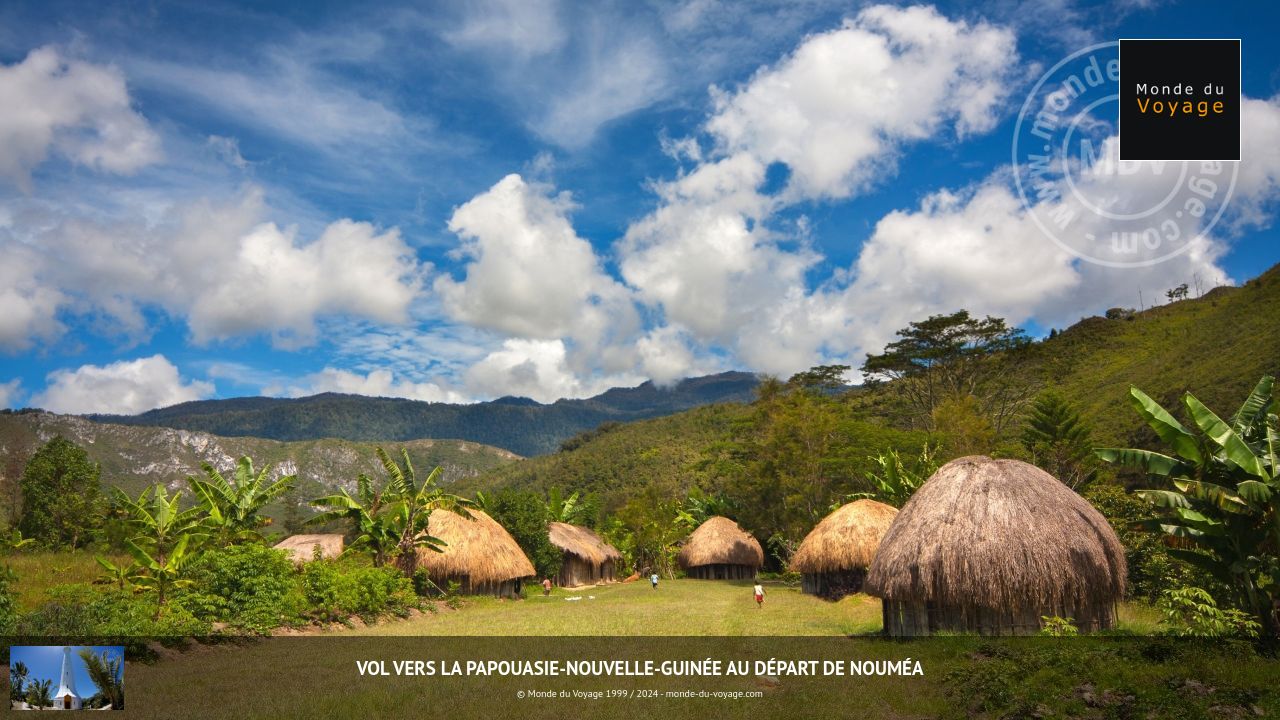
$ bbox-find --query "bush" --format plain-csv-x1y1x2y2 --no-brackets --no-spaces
302,559,415,621
1039,616,1079,637
179,544,305,634
1083,483,1207,601
1158,587,1262,639
0,568,15,633
13,584,210,638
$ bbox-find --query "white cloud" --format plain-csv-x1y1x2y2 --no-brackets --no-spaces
463,338,638,403
444,0,568,58
0,240,64,352
33,355,214,415
270,367,468,404
0,46,161,190
704,4,1018,200
0,187,427,350
438,174,631,339
0,379,22,409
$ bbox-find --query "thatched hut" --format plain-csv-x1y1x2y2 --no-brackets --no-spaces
678,516,764,580
416,509,535,598
865,456,1126,636
274,534,344,563
548,522,622,587
791,499,898,599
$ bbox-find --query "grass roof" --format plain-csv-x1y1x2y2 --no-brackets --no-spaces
677,516,764,569
791,499,898,574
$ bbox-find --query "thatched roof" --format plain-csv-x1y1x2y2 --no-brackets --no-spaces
273,534,344,563
416,509,535,584
865,456,1126,611
548,522,622,566
677,516,764,569
791,499,898,574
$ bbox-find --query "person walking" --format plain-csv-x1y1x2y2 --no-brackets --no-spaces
542,577,553,597
650,572,659,590
753,582,765,608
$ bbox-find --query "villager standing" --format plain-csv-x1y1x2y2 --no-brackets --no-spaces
753,582,765,608
542,577,553,596
650,572,659,589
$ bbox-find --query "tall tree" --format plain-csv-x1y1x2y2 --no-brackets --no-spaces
17,436,103,548
861,310,1032,431
1021,391,1097,489
8,660,27,704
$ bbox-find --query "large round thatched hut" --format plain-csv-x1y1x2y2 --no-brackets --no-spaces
416,509,535,598
548,522,622,587
865,456,1126,636
678,516,764,580
274,534,344,564
792,499,898,600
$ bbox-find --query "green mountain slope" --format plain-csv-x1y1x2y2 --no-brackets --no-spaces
88,372,759,456
0,411,520,524
474,263,1280,520
1027,267,1280,446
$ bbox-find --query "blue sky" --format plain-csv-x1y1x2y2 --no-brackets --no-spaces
10,645,123,702
0,0,1278,413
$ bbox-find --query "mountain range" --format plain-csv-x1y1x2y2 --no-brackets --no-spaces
89,371,761,457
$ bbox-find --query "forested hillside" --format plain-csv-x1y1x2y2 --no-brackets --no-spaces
88,372,759,456
475,263,1280,550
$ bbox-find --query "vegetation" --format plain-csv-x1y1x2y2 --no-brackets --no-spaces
484,488,562,580
188,457,296,544
78,648,125,709
17,436,104,549
90,372,759,456
1020,391,1098,490
1098,377,1280,636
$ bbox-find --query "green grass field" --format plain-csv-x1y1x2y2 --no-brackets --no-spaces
350,579,882,636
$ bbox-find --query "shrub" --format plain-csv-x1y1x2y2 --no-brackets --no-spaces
0,568,15,633
1039,616,1079,637
12,584,210,638
179,544,304,634
1083,483,1206,601
1158,587,1262,639
302,559,415,621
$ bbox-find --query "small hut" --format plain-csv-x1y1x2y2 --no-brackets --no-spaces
865,456,1126,637
548,522,622,587
274,533,345,563
416,509,535,598
678,516,764,580
791,499,898,599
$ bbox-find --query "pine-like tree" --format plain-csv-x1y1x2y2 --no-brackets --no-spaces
1020,391,1095,490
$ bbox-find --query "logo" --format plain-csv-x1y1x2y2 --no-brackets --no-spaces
1012,42,1238,268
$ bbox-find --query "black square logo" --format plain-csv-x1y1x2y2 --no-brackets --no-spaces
1120,39,1240,161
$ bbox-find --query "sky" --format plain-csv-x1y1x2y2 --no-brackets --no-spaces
0,0,1278,414
10,645,123,702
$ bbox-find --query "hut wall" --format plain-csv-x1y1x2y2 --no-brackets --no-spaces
429,573,524,599
556,554,620,587
686,563,756,580
881,599,1117,637
801,569,867,600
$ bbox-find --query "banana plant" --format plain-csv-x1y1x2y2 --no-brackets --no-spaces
112,485,207,617
93,556,137,592
189,456,296,544
1097,376,1279,636
376,448,473,576
309,472,400,567
127,533,198,619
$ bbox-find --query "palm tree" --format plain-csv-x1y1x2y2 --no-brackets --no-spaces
189,457,296,544
26,678,52,710
113,485,206,618
78,649,124,709
9,660,28,704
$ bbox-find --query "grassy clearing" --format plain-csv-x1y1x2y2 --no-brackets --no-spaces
349,579,881,636
4,550,126,611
